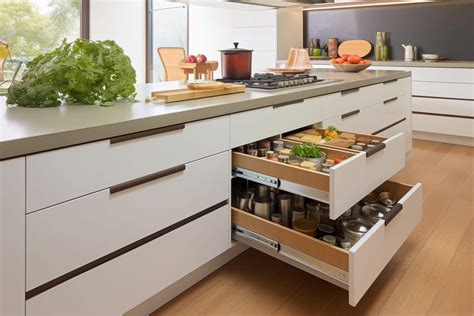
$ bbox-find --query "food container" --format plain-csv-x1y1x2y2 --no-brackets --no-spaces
236,192,253,212
257,148,267,157
278,155,290,164
360,203,390,224
339,218,373,244
293,219,317,236
306,201,318,223
220,42,253,80
323,235,337,245
340,240,352,250
272,140,285,153
271,213,282,224
316,223,335,238
292,207,306,226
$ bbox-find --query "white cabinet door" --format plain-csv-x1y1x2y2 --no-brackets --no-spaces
0,158,25,316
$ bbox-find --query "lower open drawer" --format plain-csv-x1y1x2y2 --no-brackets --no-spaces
231,180,422,306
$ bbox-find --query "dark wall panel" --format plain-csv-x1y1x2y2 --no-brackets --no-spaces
304,2,474,60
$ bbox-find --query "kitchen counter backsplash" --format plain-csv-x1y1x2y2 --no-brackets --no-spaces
304,2,474,61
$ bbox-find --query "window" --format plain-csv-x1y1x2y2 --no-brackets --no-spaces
0,0,89,83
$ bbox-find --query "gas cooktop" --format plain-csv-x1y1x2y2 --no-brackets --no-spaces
217,73,337,90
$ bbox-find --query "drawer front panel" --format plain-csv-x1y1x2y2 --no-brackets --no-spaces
26,152,230,291
330,132,405,219
26,116,230,212
321,84,380,120
411,67,474,84
412,81,474,100
412,113,474,138
349,182,422,306
230,97,323,148
370,94,411,134
380,77,411,101
26,205,230,316
323,104,378,135
272,97,322,134
412,96,474,117
375,118,412,154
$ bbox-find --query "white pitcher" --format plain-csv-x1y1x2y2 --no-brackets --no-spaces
401,44,417,62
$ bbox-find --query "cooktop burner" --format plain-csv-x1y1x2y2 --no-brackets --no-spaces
217,73,325,90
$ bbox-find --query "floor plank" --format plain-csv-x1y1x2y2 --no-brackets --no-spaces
152,141,473,316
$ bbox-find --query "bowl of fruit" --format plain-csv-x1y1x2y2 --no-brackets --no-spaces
330,54,372,72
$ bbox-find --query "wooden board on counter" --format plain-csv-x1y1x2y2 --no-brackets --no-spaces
152,84,245,103
338,40,372,57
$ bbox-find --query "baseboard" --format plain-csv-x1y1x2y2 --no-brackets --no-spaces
413,131,473,147
124,241,248,316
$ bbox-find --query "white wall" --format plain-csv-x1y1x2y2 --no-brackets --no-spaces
90,0,146,84
189,4,277,78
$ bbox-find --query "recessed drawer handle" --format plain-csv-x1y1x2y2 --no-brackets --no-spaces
110,123,185,144
110,164,186,194
383,79,398,85
365,142,386,158
273,99,305,109
341,109,360,119
341,88,359,95
383,97,398,104
383,203,403,225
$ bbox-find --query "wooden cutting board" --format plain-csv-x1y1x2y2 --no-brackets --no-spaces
151,84,245,103
338,40,372,57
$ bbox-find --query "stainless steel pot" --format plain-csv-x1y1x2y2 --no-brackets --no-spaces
339,218,374,244
360,203,390,224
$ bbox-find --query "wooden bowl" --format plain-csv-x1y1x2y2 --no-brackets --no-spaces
331,63,371,73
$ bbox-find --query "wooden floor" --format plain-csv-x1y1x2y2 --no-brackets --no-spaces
152,140,473,316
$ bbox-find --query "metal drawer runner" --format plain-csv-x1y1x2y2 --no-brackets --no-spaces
232,225,349,289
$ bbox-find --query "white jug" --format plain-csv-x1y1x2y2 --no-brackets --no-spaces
401,44,417,62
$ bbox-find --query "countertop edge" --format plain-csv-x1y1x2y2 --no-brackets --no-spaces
0,71,410,160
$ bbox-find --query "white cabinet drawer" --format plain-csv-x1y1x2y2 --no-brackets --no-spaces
232,180,422,306
412,96,474,117
26,152,230,291
321,84,380,120
412,113,474,138
412,81,474,100
234,131,405,219
380,77,411,100
230,97,322,148
26,116,230,212
411,67,474,84
322,104,379,135
374,117,412,154
26,204,230,316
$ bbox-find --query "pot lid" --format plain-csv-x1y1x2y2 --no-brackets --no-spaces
219,42,253,52
360,204,390,220
342,218,373,234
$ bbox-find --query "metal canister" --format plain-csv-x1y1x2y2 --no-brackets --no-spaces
257,148,267,157
277,193,293,227
278,155,290,164
255,183,270,198
253,196,272,220
272,140,284,153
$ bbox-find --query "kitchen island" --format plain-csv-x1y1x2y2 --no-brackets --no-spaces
0,69,422,316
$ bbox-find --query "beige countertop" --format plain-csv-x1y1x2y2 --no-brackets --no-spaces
0,69,410,160
277,59,474,69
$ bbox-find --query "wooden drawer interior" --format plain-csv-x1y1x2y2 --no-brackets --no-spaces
232,141,355,193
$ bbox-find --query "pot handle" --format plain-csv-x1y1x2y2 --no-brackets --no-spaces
383,203,403,225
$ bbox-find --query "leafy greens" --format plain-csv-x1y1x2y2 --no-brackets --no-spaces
7,39,137,107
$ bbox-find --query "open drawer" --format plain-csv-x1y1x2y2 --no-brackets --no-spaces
233,131,405,219
231,180,423,306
